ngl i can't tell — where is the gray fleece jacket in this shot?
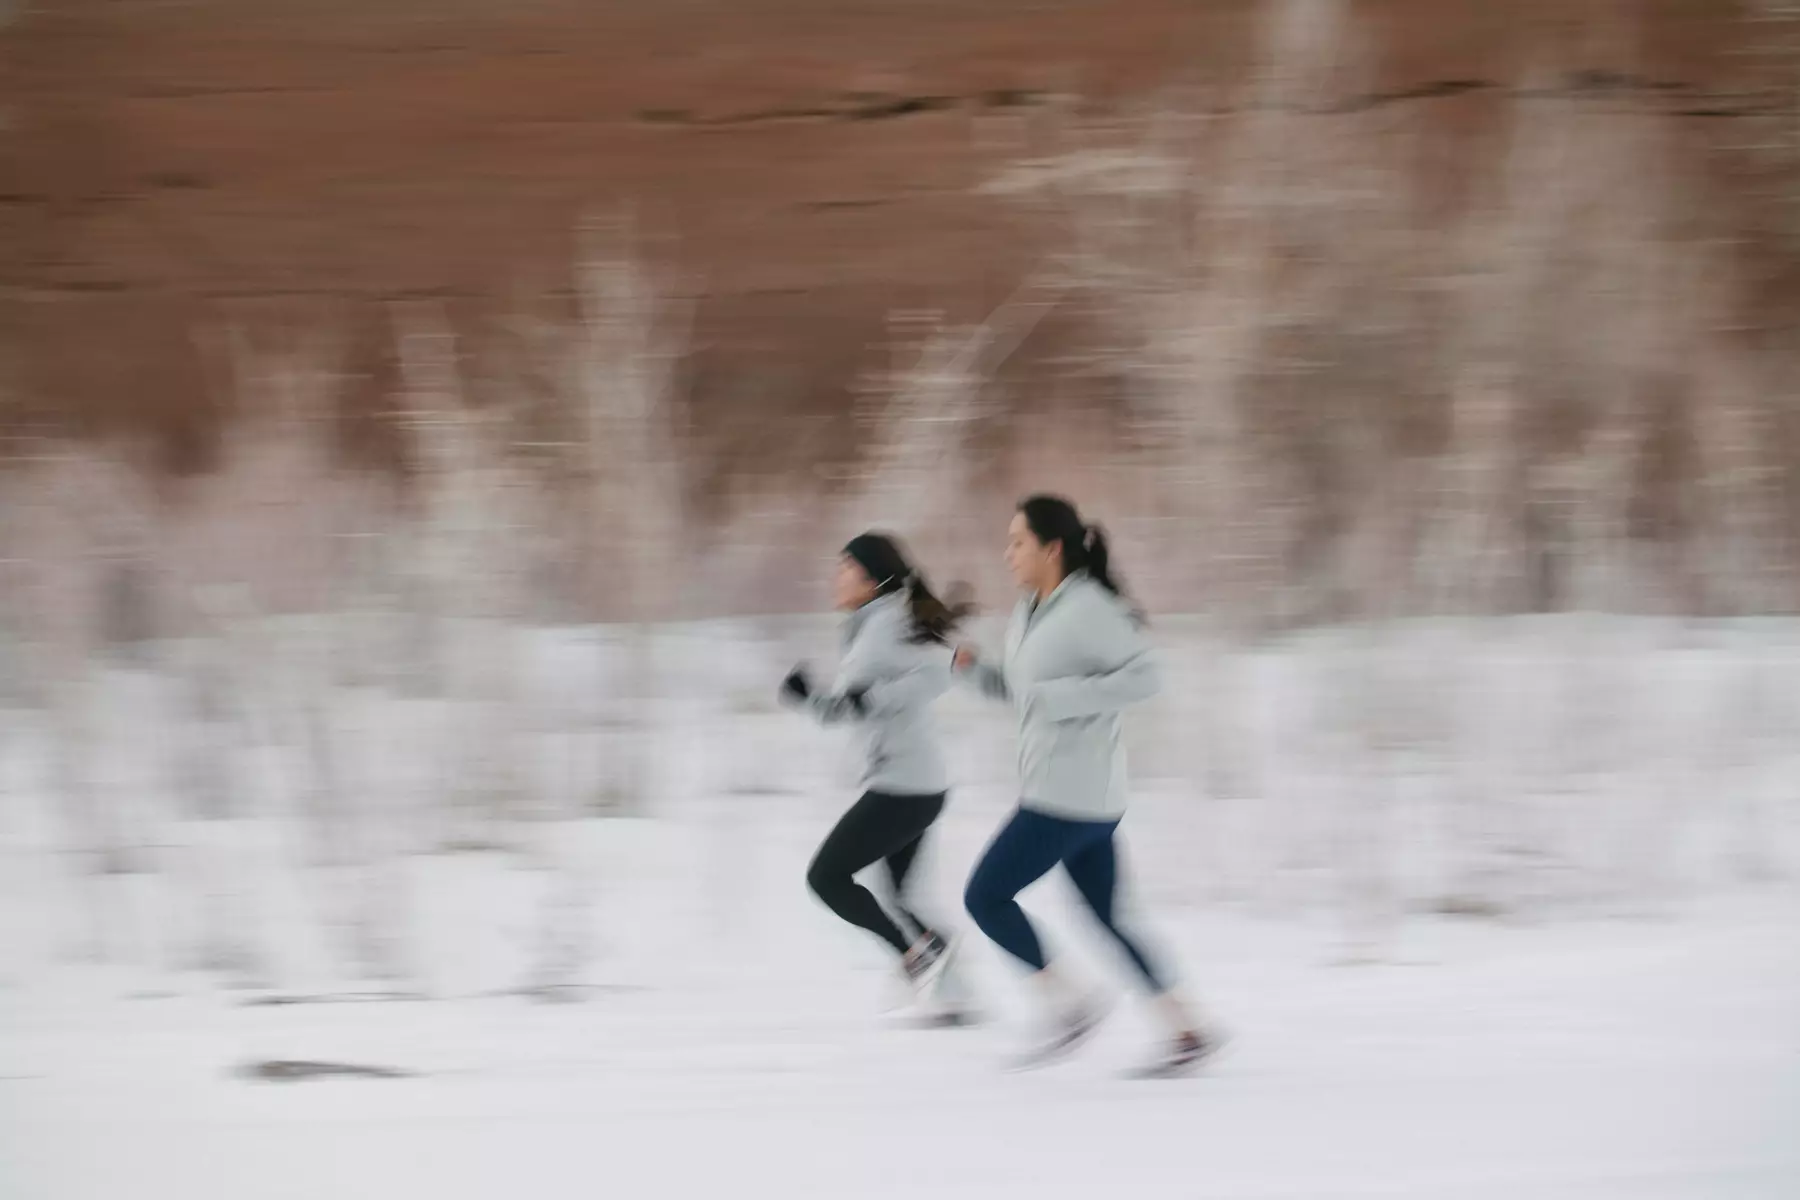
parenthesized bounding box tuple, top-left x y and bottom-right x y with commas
(784, 591, 952, 796)
(958, 571, 1161, 821)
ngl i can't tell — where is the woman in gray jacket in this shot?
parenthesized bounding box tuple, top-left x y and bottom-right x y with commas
(956, 496, 1216, 1075)
(781, 533, 972, 999)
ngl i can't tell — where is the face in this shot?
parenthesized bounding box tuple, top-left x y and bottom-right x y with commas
(833, 555, 878, 612)
(1005, 511, 1060, 593)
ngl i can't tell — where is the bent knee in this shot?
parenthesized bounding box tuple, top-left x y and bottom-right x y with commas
(963, 874, 997, 922)
(806, 856, 842, 901)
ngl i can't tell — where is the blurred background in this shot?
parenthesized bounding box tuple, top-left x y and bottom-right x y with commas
(2, 2, 1799, 1197)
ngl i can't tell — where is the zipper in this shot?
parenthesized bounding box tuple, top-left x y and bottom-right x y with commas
(1016, 572, 1083, 648)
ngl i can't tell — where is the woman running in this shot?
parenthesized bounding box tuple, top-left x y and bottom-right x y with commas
(956, 495, 1218, 1074)
(780, 532, 972, 1002)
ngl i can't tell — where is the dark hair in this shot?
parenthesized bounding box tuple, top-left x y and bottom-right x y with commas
(844, 531, 976, 645)
(900, 573, 977, 645)
(1017, 494, 1142, 621)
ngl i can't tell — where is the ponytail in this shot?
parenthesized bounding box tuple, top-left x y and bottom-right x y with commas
(1018, 495, 1145, 624)
(843, 530, 975, 644)
(1077, 522, 1119, 599)
(903, 572, 977, 645)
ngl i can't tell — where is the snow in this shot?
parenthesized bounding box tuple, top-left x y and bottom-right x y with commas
(2, 617, 1799, 1198)
(4, 886, 1796, 1198)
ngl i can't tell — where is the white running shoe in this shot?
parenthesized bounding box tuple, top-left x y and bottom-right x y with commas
(1006, 994, 1111, 1071)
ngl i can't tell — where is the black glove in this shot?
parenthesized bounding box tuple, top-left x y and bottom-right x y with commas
(780, 666, 812, 703)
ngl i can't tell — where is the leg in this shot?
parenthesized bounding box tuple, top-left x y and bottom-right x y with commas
(1064, 829, 1214, 1060)
(1062, 825, 1170, 993)
(807, 792, 942, 956)
(885, 834, 928, 944)
(962, 809, 1075, 970)
(882, 793, 946, 943)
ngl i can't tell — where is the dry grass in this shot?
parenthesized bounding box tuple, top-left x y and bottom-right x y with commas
(972, 0, 1799, 626)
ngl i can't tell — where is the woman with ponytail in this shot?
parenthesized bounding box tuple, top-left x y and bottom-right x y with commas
(955, 495, 1220, 1075)
(780, 532, 975, 1007)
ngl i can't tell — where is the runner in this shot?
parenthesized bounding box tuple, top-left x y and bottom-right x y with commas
(781, 533, 972, 1007)
(956, 495, 1221, 1074)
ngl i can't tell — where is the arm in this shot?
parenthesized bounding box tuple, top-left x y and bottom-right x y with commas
(1029, 610, 1162, 722)
(778, 666, 864, 726)
(782, 637, 926, 725)
(858, 655, 952, 718)
(802, 689, 865, 726)
(960, 660, 1011, 703)
(952, 641, 1011, 704)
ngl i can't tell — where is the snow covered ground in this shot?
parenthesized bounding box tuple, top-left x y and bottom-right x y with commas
(4, 871, 1796, 1199)
(2, 616, 1799, 1198)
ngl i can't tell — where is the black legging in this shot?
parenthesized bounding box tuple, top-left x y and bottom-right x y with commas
(807, 791, 947, 956)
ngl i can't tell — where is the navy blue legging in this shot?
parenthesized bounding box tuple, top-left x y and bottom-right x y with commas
(964, 807, 1168, 992)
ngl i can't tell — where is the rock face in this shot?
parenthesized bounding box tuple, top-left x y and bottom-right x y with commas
(0, 0, 1778, 479)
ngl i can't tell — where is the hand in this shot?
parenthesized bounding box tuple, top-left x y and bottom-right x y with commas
(780, 666, 812, 702)
(844, 686, 869, 717)
(952, 645, 978, 673)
